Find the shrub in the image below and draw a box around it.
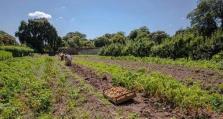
[131,40,154,57]
[99,40,154,57]
[98,29,223,61]
[99,43,123,56]
[211,51,223,62]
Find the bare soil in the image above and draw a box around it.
[67,78,117,119]
[79,56,223,94]
[58,64,120,118]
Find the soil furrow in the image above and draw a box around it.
[77,56,223,94]
[59,63,138,118]
[71,63,205,119]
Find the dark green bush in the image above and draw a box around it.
[131,40,154,57]
[99,39,155,57]
[98,28,223,61]
[99,43,123,56]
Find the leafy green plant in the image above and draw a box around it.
[0,56,55,118]
[0,50,12,60]
[75,58,223,113]
[79,55,220,70]
[99,43,123,56]
[0,45,34,57]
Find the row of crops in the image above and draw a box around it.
[0,50,12,61]
[81,55,221,70]
[75,58,223,117]
[0,45,34,61]
[0,56,70,118]
[0,46,34,57]
[0,56,54,118]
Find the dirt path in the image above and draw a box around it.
[57,62,137,118]
[71,63,211,119]
[77,56,223,94]
[65,71,116,119]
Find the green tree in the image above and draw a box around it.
[149,31,169,44]
[94,37,110,47]
[63,32,88,48]
[81,40,95,48]
[94,33,113,47]
[15,18,60,54]
[110,32,126,44]
[187,0,223,36]
[209,0,223,28]
[99,43,123,56]
[15,21,29,44]
[128,26,150,40]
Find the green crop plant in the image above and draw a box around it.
[75,59,223,114]
[0,45,34,57]
[218,84,223,93]
[0,50,12,60]
[0,56,58,118]
[78,55,220,70]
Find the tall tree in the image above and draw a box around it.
[128,26,150,40]
[110,32,126,44]
[15,18,60,53]
[187,0,223,36]
[149,31,169,44]
[63,32,93,48]
[94,33,113,47]
[210,0,223,28]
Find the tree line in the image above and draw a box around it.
[1,0,222,59]
[97,0,223,60]
[13,18,95,54]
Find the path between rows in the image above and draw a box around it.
[70,62,217,118]
[56,61,138,118]
[76,56,223,94]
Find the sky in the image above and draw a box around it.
[0,0,197,39]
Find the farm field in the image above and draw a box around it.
[76,55,223,94]
[2,0,223,118]
[73,55,223,118]
[0,55,138,118]
[1,55,223,118]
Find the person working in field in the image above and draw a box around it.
[65,54,72,66]
[59,52,65,61]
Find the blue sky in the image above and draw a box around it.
[0,0,197,39]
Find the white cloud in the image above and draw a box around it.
[28,11,52,19]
